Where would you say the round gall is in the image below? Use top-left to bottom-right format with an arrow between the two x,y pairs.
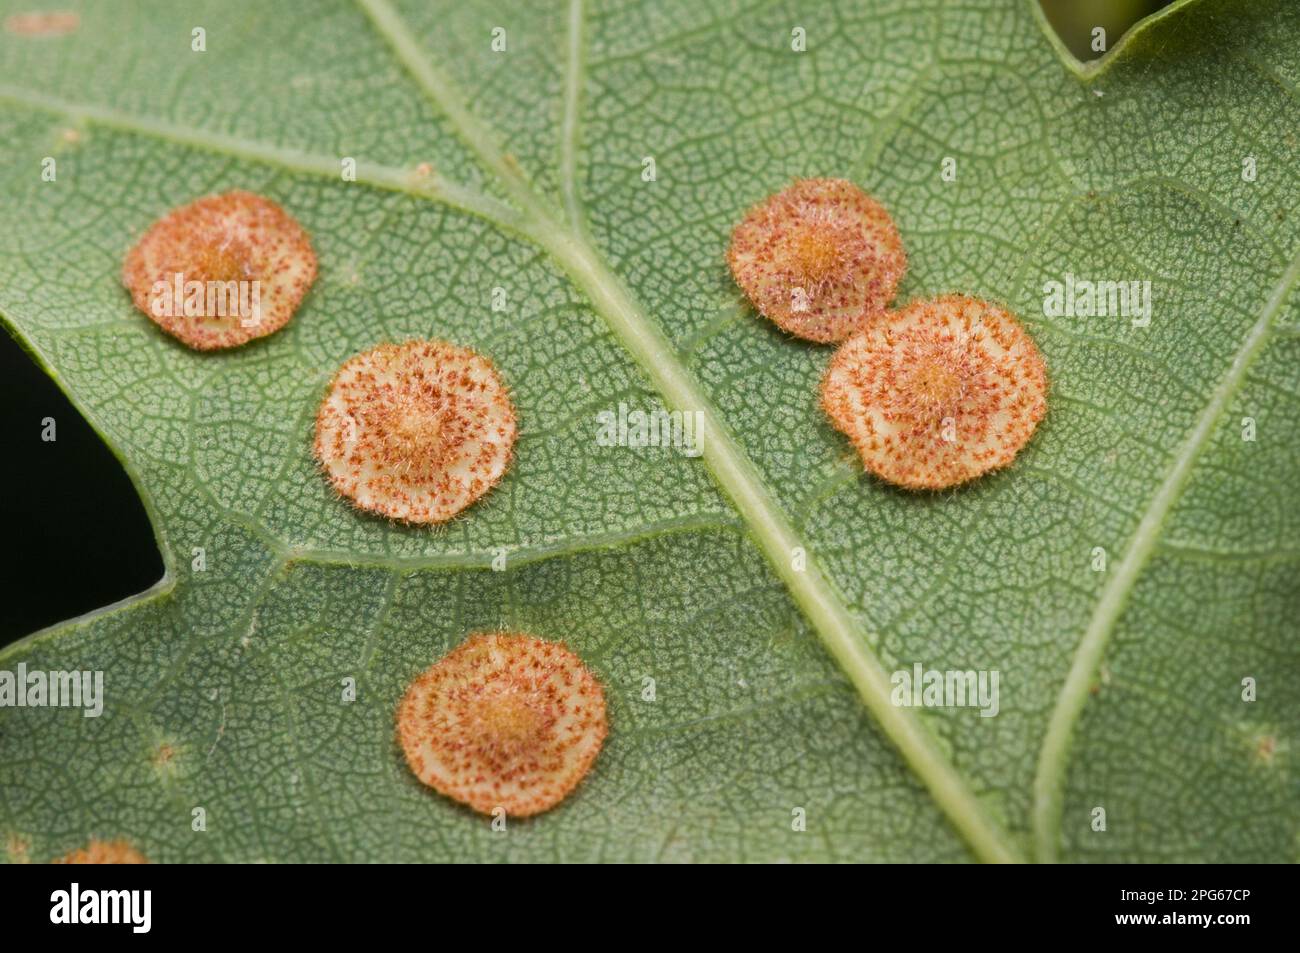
122,190 -> 317,350
727,178 -> 906,343
314,340 -> 517,525
821,295 -> 1047,489
396,632 -> 608,817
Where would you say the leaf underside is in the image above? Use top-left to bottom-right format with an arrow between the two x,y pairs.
0,0 -> 1297,863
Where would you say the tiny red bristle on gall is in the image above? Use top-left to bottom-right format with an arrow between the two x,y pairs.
314,339 -> 517,525
53,839 -> 148,864
821,294 -> 1047,490
396,632 -> 608,817
121,190 -> 317,350
727,178 -> 907,343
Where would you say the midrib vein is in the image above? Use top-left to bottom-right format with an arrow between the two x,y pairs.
356,0 -> 1020,863
546,237 -> 1020,863
1031,246 -> 1300,863
354,0 -> 561,228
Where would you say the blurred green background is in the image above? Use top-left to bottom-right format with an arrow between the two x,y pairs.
1041,0 -> 1174,61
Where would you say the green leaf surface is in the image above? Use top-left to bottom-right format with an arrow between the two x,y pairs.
0,0 -> 1296,863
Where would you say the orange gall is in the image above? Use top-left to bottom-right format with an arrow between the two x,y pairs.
53,838 -> 148,864
121,190 -> 317,350
727,178 -> 906,343
314,339 -> 517,525
396,632 -> 608,817
821,294 -> 1047,490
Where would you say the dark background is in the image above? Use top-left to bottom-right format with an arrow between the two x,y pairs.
0,0 -> 1173,647
0,330 -> 162,643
